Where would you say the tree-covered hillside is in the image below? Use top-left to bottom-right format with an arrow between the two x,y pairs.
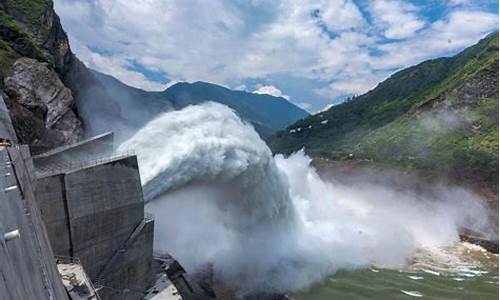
268,33 -> 499,189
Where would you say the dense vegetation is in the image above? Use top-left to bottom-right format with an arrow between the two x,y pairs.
268,33 -> 499,188
0,0 -> 52,79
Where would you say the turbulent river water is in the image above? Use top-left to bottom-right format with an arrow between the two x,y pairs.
294,242 -> 499,300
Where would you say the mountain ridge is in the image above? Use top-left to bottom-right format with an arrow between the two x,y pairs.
0,0 -> 308,149
268,32 -> 499,190
92,70 -> 309,138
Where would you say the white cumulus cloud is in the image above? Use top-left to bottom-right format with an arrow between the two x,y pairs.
369,0 -> 426,39
253,85 -> 290,100
53,0 -> 498,110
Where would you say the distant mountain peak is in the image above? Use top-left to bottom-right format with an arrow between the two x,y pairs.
92,71 -> 309,138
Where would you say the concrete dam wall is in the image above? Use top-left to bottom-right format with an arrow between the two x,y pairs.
35,144 -> 154,299
0,92 -> 156,300
0,94 -> 68,300
33,131 -> 114,175
0,90 -> 206,300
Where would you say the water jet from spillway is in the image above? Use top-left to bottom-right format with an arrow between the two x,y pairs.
118,102 -> 491,294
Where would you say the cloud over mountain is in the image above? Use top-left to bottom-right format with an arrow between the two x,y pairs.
54,0 -> 498,111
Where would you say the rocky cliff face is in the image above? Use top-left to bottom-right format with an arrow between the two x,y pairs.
0,0 -> 123,150
34,0 -> 124,137
0,0 -> 68,78
4,57 -> 82,153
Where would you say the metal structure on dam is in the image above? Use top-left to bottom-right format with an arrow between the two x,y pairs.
0,93 -> 210,299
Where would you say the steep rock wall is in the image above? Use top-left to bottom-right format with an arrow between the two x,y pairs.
0,0 -> 123,148
4,57 -> 82,153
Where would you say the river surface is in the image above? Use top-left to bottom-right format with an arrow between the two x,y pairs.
293,242 -> 498,300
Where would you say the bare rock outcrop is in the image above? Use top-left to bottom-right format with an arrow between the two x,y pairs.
1,0 -> 124,143
4,57 -> 83,153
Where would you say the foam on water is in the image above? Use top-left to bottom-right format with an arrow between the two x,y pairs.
401,290 -> 424,297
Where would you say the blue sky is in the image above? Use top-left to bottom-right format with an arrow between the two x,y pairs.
54,0 -> 498,112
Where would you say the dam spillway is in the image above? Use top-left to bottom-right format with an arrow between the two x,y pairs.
0,88 -> 214,300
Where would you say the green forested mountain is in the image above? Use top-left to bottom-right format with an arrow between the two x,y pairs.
268,33 -> 499,188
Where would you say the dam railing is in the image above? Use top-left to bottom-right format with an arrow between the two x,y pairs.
35,151 -> 136,177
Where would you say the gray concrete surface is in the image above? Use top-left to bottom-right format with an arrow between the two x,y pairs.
0,146 -> 68,300
0,91 -> 155,300
0,91 -> 68,300
35,155 -> 155,300
64,156 -> 145,278
0,94 -> 18,143
97,218 -> 155,300
33,131 -> 114,173
35,175 -> 72,256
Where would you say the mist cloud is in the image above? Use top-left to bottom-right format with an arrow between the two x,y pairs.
118,102 -> 491,294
